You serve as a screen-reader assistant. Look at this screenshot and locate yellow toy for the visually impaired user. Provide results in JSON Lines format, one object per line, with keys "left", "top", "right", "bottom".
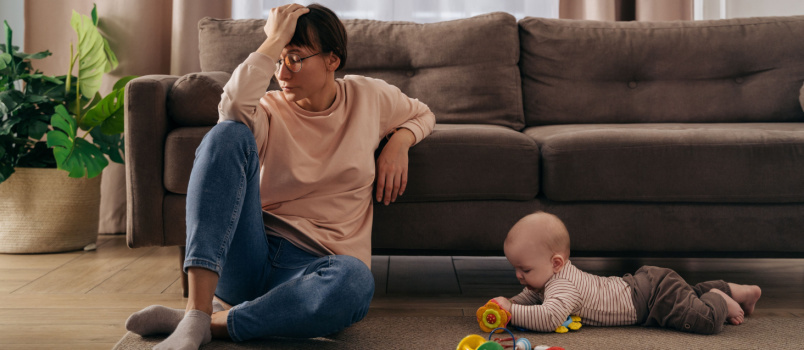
{"left": 475, "top": 300, "right": 511, "bottom": 333}
{"left": 554, "top": 315, "right": 582, "bottom": 333}
{"left": 456, "top": 328, "right": 516, "bottom": 350}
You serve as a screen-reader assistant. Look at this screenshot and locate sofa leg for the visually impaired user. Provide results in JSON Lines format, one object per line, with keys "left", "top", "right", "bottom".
{"left": 179, "top": 246, "right": 188, "bottom": 298}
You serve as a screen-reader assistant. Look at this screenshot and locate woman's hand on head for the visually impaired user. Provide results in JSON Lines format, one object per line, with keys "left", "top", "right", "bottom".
{"left": 375, "top": 129, "right": 415, "bottom": 206}
{"left": 263, "top": 4, "right": 309, "bottom": 54}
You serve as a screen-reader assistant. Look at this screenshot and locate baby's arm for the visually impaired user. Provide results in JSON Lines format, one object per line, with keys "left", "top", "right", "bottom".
{"left": 509, "top": 281, "right": 581, "bottom": 332}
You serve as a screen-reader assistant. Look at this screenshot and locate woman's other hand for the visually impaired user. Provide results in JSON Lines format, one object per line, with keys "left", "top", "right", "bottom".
{"left": 259, "top": 4, "right": 309, "bottom": 60}
{"left": 376, "top": 128, "right": 416, "bottom": 206}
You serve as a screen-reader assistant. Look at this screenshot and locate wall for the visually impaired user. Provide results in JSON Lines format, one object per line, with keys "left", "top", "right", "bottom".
{"left": 1, "top": 0, "right": 25, "bottom": 51}
{"left": 695, "top": 0, "right": 804, "bottom": 20}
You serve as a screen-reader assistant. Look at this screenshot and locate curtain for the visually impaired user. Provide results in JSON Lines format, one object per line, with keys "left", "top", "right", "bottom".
{"left": 24, "top": 0, "right": 230, "bottom": 234}
{"left": 560, "top": 0, "right": 692, "bottom": 21}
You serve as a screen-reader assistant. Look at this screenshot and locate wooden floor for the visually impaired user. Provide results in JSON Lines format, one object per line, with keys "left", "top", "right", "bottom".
{"left": 1, "top": 235, "right": 802, "bottom": 348}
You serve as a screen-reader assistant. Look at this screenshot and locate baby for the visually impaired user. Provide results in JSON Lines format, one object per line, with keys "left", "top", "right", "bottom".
{"left": 491, "top": 212, "right": 762, "bottom": 334}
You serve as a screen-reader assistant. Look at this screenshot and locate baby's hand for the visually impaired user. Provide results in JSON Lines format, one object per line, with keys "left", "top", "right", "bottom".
{"left": 493, "top": 297, "right": 512, "bottom": 312}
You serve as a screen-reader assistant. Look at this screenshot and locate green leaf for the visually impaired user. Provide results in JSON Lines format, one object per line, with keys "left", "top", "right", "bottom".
{"left": 0, "top": 89, "right": 24, "bottom": 115}
{"left": 46, "top": 104, "right": 108, "bottom": 178}
{"left": 112, "top": 75, "right": 136, "bottom": 92}
{"left": 82, "top": 88, "right": 123, "bottom": 132}
{"left": 80, "top": 76, "right": 135, "bottom": 133}
{"left": 13, "top": 50, "right": 51, "bottom": 60}
{"left": 23, "top": 93, "right": 50, "bottom": 104}
{"left": 4, "top": 20, "right": 13, "bottom": 56}
{"left": 0, "top": 52, "right": 11, "bottom": 70}
{"left": 49, "top": 105, "right": 76, "bottom": 139}
{"left": 90, "top": 127, "right": 123, "bottom": 163}
{"left": 27, "top": 119, "right": 49, "bottom": 140}
{"left": 91, "top": 4, "right": 98, "bottom": 26}
{"left": 71, "top": 10, "right": 112, "bottom": 99}
{"left": 101, "top": 37, "right": 118, "bottom": 72}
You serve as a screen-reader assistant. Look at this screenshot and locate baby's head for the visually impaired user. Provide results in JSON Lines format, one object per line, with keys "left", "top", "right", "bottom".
{"left": 504, "top": 211, "right": 570, "bottom": 291}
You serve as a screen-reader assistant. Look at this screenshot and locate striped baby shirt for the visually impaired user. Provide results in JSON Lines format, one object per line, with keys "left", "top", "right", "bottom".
{"left": 509, "top": 261, "right": 637, "bottom": 332}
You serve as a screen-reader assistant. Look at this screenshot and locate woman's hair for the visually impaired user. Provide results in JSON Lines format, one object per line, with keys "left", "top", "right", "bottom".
{"left": 289, "top": 3, "right": 347, "bottom": 71}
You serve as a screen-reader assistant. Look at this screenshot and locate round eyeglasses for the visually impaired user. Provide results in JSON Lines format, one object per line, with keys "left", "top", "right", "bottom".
{"left": 275, "top": 52, "right": 321, "bottom": 73}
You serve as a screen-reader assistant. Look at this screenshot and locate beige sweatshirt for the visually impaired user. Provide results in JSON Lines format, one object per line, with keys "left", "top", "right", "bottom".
{"left": 510, "top": 261, "right": 637, "bottom": 332}
{"left": 218, "top": 52, "right": 435, "bottom": 268}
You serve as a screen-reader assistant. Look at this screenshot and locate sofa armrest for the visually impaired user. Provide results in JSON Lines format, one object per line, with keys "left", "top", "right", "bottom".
{"left": 125, "top": 75, "right": 179, "bottom": 248}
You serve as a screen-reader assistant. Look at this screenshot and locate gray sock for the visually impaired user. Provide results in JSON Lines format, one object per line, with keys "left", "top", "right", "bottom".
{"left": 126, "top": 305, "right": 184, "bottom": 336}
{"left": 125, "top": 301, "right": 226, "bottom": 336}
{"left": 153, "top": 309, "right": 212, "bottom": 350}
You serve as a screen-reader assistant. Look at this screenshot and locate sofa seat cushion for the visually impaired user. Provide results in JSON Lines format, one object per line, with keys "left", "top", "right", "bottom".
{"left": 399, "top": 124, "right": 539, "bottom": 202}
{"left": 526, "top": 123, "right": 804, "bottom": 203}
{"left": 164, "top": 124, "right": 540, "bottom": 201}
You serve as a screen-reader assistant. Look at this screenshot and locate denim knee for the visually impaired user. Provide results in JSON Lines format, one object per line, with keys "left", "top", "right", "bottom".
{"left": 305, "top": 256, "right": 374, "bottom": 322}
{"left": 196, "top": 120, "right": 256, "bottom": 157}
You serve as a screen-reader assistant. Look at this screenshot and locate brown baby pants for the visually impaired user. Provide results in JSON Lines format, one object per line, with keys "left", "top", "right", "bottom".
{"left": 622, "top": 266, "right": 730, "bottom": 335}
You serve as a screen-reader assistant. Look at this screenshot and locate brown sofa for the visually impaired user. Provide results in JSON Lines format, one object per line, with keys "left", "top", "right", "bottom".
{"left": 125, "top": 13, "right": 804, "bottom": 266}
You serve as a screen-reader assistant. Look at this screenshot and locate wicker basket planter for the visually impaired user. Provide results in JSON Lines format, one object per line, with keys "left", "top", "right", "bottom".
{"left": 0, "top": 167, "right": 100, "bottom": 253}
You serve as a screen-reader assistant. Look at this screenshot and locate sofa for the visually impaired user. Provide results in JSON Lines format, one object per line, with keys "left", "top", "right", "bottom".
{"left": 125, "top": 12, "right": 804, "bottom": 276}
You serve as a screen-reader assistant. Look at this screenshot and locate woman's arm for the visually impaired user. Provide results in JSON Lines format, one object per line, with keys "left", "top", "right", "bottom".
{"left": 257, "top": 4, "right": 309, "bottom": 62}
{"left": 218, "top": 5, "right": 308, "bottom": 144}
{"left": 372, "top": 78, "right": 435, "bottom": 205}
{"left": 375, "top": 90, "right": 435, "bottom": 205}
{"left": 376, "top": 128, "right": 416, "bottom": 205}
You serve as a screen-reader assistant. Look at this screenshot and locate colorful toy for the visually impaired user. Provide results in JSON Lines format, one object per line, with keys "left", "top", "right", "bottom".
{"left": 554, "top": 315, "right": 582, "bottom": 333}
{"left": 456, "top": 328, "right": 514, "bottom": 350}
{"left": 476, "top": 300, "right": 512, "bottom": 333}
{"left": 457, "top": 328, "right": 566, "bottom": 350}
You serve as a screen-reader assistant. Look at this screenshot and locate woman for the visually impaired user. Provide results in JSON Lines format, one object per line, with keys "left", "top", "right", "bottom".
{"left": 125, "top": 3, "right": 435, "bottom": 349}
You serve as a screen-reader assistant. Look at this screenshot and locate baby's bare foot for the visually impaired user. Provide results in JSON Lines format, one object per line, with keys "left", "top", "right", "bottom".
{"left": 728, "top": 283, "right": 761, "bottom": 316}
{"left": 711, "top": 289, "right": 744, "bottom": 325}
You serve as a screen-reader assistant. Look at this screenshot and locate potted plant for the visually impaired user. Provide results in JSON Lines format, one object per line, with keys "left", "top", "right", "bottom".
{"left": 0, "top": 5, "right": 135, "bottom": 253}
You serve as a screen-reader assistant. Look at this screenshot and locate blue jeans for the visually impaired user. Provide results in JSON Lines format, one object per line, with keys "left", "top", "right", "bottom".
{"left": 184, "top": 121, "right": 374, "bottom": 341}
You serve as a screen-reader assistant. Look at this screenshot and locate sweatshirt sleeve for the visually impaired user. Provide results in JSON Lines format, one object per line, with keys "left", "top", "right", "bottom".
{"left": 218, "top": 52, "right": 275, "bottom": 142}
{"left": 509, "top": 279, "right": 582, "bottom": 332}
{"left": 376, "top": 80, "right": 436, "bottom": 146}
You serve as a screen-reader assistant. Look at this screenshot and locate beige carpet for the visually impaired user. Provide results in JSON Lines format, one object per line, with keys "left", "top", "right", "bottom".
{"left": 114, "top": 313, "right": 803, "bottom": 349}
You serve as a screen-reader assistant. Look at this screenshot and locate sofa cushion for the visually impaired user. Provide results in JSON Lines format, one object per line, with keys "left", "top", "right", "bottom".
{"left": 525, "top": 123, "right": 804, "bottom": 203}
{"left": 163, "top": 124, "right": 540, "bottom": 202}
{"left": 399, "top": 124, "right": 539, "bottom": 202}
{"left": 519, "top": 16, "right": 804, "bottom": 126}
{"left": 164, "top": 127, "right": 210, "bottom": 194}
{"left": 168, "top": 72, "right": 231, "bottom": 126}
{"left": 199, "top": 13, "right": 524, "bottom": 129}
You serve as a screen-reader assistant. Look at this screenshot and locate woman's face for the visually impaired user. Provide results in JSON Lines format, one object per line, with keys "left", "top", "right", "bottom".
{"left": 275, "top": 45, "right": 332, "bottom": 106}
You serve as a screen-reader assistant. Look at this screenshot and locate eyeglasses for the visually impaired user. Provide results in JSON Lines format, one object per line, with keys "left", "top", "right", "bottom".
{"left": 275, "top": 52, "right": 321, "bottom": 73}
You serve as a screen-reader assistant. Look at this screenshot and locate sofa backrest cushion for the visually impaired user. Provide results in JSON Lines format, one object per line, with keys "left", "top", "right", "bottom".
{"left": 519, "top": 16, "right": 804, "bottom": 125}
{"left": 199, "top": 13, "right": 525, "bottom": 129}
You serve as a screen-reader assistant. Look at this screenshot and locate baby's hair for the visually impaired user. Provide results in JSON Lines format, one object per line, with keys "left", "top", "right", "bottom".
{"left": 529, "top": 211, "right": 571, "bottom": 258}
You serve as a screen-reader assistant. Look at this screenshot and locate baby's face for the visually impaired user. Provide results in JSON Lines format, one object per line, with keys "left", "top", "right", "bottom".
{"left": 504, "top": 241, "right": 557, "bottom": 292}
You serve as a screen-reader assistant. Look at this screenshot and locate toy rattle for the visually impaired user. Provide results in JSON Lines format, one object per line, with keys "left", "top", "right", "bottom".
{"left": 476, "top": 300, "right": 512, "bottom": 333}
{"left": 476, "top": 299, "right": 582, "bottom": 334}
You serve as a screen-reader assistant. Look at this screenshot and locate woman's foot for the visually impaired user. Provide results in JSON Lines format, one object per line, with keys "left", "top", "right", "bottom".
{"left": 125, "top": 305, "right": 184, "bottom": 335}
{"left": 728, "top": 283, "right": 762, "bottom": 316}
{"left": 154, "top": 309, "right": 212, "bottom": 350}
{"left": 711, "top": 289, "right": 744, "bottom": 325}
